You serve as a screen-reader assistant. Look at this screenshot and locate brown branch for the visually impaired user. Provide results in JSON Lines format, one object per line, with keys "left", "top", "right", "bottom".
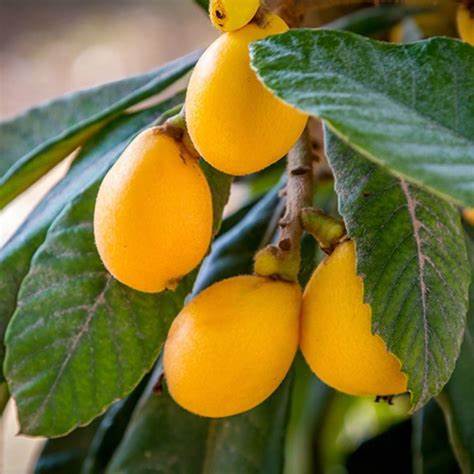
{"left": 278, "top": 128, "right": 314, "bottom": 258}
{"left": 254, "top": 127, "right": 314, "bottom": 281}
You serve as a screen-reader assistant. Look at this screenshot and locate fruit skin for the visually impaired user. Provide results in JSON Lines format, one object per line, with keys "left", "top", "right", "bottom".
{"left": 210, "top": 0, "right": 260, "bottom": 32}
{"left": 300, "top": 241, "right": 407, "bottom": 397}
{"left": 94, "top": 128, "right": 213, "bottom": 293}
{"left": 185, "top": 14, "right": 308, "bottom": 176}
{"left": 164, "top": 275, "right": 301, "bottom": 417}
{"left": 457, "top": 4, "right": 474, "bottom": 45}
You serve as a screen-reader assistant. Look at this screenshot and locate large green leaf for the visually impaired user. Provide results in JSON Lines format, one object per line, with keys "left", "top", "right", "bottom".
{"left": 284, "top": 355, "right": 331, "bottom": 474}
{"left": 0, "top": 51, "right": 200, "bottom": 208}
{"left": 81, "top": 376, "right": 150, "bottom": 474}
{"left": 202, "top": 375, "right": 292, "bottom": 474}
{"left": 4, "top": 184, "right": 196, "bottom": 437}
{"left": 34, "top": 419, "right": 102, "bottom": 474}
{"left": 194, "top": 185, "right": 280, "bottom": 291}
{"left": 250, "top": 31, "right": 474, "bottom": 206}
{"left": 436, "top": 224, "right": 474, "bottom": 473}
{"left": 412, "top": 402, "right": 459, "bottom": 474}
{"left": 194, "top": 187, "right": 295, "bottom": 473}
{"left": 107, "top": 365, "right": 209, "bottom": 473}
{"left": 0, "top": 96, "right": 183, "bottom": 382}
{"left": 326, "top": 130, "right": 470, "bottom": 411}
{"left": 200, "top": 161, "right": 232, "bottom": 235}
{"left": 108, "top": 365, "right": 293, "bottom": 474}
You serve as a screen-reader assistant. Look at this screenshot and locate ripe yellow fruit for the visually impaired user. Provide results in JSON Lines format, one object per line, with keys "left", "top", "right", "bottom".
{"left": 164, "top": 275, "right": 301, "bottom": 417}
{"left": 94, "top": 128, "right": 213, "bottom": 293}
{"left": 210, "top": 0, "right": 260, "bottom": 32}
{"left": 300, "top": 241, "right": 407, "bottom": 396}
{"left": 457, "top": 4, "right": 474, "bottom": 45}
{"left": 186, "top": 14, "right": 308, "bottom": 176}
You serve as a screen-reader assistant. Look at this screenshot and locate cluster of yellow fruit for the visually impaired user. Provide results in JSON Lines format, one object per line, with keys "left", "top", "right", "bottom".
{"left": 165, "top": 241, "right": 407, "bottom": 417}
{"left": 94, "top": 0, "right": 408, "bottom": 418}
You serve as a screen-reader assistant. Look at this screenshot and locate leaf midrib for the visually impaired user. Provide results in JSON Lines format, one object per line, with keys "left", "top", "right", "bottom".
{"left": 24, "top": 274, "right": 112, "bottom": 434}
{"left": 399, "top": 178, "right": 430, "bottom": 408}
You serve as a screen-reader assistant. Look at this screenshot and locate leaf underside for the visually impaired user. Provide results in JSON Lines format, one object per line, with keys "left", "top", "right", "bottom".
{"left": 0, "top": 51, "right": 200, "bottom": 208}
{"left": 251, "top": 30, "right": 474, "bottom": 206}
{"left": 326, "top": 129, "right": 470, "bottom": 411}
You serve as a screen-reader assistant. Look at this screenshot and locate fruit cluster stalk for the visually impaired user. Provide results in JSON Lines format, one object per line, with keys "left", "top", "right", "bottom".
{"left": 278, "top": 127, "right": 314, "bottom": 267}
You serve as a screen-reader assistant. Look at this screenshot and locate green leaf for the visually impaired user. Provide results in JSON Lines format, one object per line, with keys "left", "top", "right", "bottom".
{"left": 108, "top": 366, "right": 293, "bottom": 474}
{"left": 195, "top": 186, "right": 280, "bottom": 291}
{"left": 0, "top": 51, "right": 200, "bottom": 209}
{"left": 412, "top": 401, "right": 459, "bottom": 474}
{"left": 324, "top": 4, "right": 428, "bottom": 35}
{"left": 217, "top": 197, "right": 259, "bottom": 236}
{"left": 200, "top": 161, "right": 232, "bottom": 235}
{"left": 202, "top": 375, "right": 292, "bottom": 474}
{"left": 81, "top": 376, "right": 150, "bottom": 474}
{"left": 250, "top": 31, "right": 474, "bottom": 206}
{"left": 0, "top": 96, "right": 183, "bottom": 382}
{"left": 107, "top": 366, "right": 209, "bottom": 473}
{"left": 436, "top": 224, "right": 474, "bottom": 473}
{"left": 34, "top": 419, "right": 102, "bottom": 474}
{"left": 326, "top": 130, "right": 470, "bottom": 411}
{"left": 284, "top": 355, "right": 331, "bottom": 474}
{"left": 4, "top": 184, "right": 195, "bottom": 437}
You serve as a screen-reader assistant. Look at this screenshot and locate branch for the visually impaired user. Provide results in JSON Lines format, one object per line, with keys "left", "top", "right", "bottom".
{"left": 254, "top": 127, "right": 314, "bottom": 281}
{"left": 279, "top": 128, "right": 314, "bottom": 257}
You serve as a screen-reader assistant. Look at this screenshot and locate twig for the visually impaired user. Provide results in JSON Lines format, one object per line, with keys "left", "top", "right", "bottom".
{"left": 278, "top": 128, "right": 314, "bottom": 261}
{"left": 254, "top": 127, "right": 314, "bottom": 281}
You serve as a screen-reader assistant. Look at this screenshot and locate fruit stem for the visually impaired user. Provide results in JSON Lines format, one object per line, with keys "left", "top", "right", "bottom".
{"left": 254, "top": 127, "right": 314, "bottom": 281}
{"left": 151, "top": 104, "right": 184, "bottom": 127}
{"left": 301, "top": 207, "right": 346, "bottom": 254}
{"left": 158, "top": 108, "right": 201, "bottom": 160}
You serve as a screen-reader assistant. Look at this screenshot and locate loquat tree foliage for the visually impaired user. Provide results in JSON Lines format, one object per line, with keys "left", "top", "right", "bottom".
{"left": 0, "top": 0, "right": 473, "bottom": 472}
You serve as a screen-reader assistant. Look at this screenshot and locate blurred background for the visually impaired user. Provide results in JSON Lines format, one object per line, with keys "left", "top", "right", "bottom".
{"left": 0, "top": 0, "right": 459, "bottom": 472}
